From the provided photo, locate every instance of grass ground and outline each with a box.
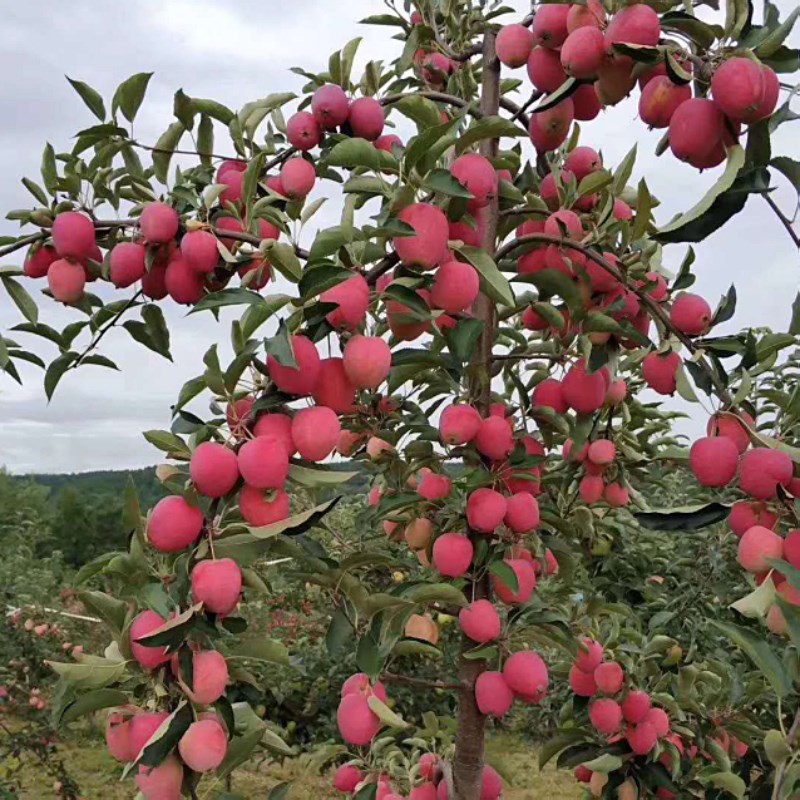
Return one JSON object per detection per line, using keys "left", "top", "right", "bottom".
{"left": 4, "top": 726, "right": 580, "bottom": 799}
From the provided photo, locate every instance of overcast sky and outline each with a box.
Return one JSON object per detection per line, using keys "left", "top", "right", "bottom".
{"left": 0, "top": 1, "right": 797, "bottom": 474}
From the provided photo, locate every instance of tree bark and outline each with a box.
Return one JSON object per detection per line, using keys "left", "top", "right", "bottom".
{"left": 452, "top": 29, "right": 501, "bottom": 800}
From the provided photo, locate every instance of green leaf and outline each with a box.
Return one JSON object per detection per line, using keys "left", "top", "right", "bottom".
{"left": 612, "top": 145, "right": 637, "bottom": 196}
{"left": 48, "top": 658, "right": 126, "bottom": 690}
{"left": 58, "top": 688, "right": 130, "bottom": 727}
{"left": 367, "top": 695, "right": 409, "bottom": 729}
{"left": 445, "top": 317, "right": 484, "bottom": 363}
{"left": 339, "top": 37, "right": 362, "bottom": 87}
{"left": 709, "top": 620, "right": 792, "bottom": 697}
{"left": 143, "top": 429, "right": 191, "bottom": 459}
{"left": 2, "top": 275, "right": 38, "bottom": 323}
{"left": 41, "top": 143, "right": 58, "bottom": 194}
{"left": 455, "top": 116, "right": 527, "bottom": 154}
{"left": 173, "top": 88, "right": 196, "bottom": 130}
{"left": 533, "top": 77, "right": 579, "bottom": 113}
{"left": 489, "top": 560, "right": 519, "bottom": 593}
{"left": 582, "top": 754, "right": 623, "bottom": 774}
{"left": 450, "top": 244, "right": 514, "bottom": 306}
{"left": 325, "top": 609, "right": 354, "bottom": 657}
{"left": 136, "top": 604, "right": 200, "bottom": 649}
{"left": 707, "top": 772, "right": 746, "bottom": 798}
{"left": 44, "top": 351, "right": 78, "bottom": 401}
{"left": 216, "top": 729, "right": 267, "bottom": 780}
{"left": 230, "top": 638, "right": 290, "bottom": 666}
{"left": 424, "top": 168, "right": 474, "bottom": 199}
{"left": 151, "top": 121, "right": 185, "bottom": 184}
{"left": 189, "top": 287, "right": 266, "bottom": 314}
{"left": 635, "top": 502, "right": 730, "bottom": 531}
{"left": 756, "top": 6, "right": 800, "bottom": 57}
{"left": 390, "top": 94, "right": 444, "bottom": 130}
{"left": 66, "top": 76, "right": 106, "bottom": 120}
{"left": 112, "top": 72, "right": 153, "bottom": 123}
{"left": 137, "top": 702, "right": 193, "bottom": 768}
{"left": 288, "top": 464, "right": 359, "bottom": 487}
{"left": 764, "top": 729, "right": 791, "bottom": 767}
{"left": 265, "top": 242, "right": 303, "bottom": 283}
{"left": 656, "top": 145, "right": 746, "bottom": 238}
{"left": 539, "top": 731, "right": 588, "bottom": 769}
{"left": 404, "top": 582, "right": 467, "bottom": 608}
{"left": 21, "top": 177, "right": 48, "bottom": 206}
{"left": 724, "top": 0, "right": 749, "bottom": 38}
{"left": 326, "top": 138, "right": 396, "bottom": 171}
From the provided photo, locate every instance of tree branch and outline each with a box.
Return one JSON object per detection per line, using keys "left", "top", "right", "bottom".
{"left": 764, "top": 193, "right": 800, "bottom": 249}
{"left": 496, "top": 233, "right": 737, "bottom": 407}
{"left": 0, "top": 232, "right": 48, "bottom": 259}
{"left": 381, "top": 671, "right": 461, "bottom": 691}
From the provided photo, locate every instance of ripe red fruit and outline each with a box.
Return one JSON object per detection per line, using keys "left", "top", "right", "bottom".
{"left": 337, "top": 693, "right": 381, "bottom": 745}
{"left": 503, "top": 651, "right": 549, "bottom": 699}
{"left": 628, "top": 721, "right": 658, "bottom": 755}
{"left": 418, "top": 472, "right": 452, "bottom": 501}
{"left": 738, "top": 525, "right": 784, "bottom": 573}
{"left": 594, "top": 661, "right": 624, "bottom": 694}
{"left": 492, "top": 558, "right": 537, "bottom": 604}
{"left": 348, "top": 97, "right": 385, "bottom": 140}
{"left": 575, "top": 637, "right": 604, "bottom": 672}
{"left": 561, "top": 27, "right": 605, "bottom": 79}
{"left": 529, "top": 99, "right": 574, "bottom": 151}
{"left": 621, "top": 690, "right": 651, "bottom": 724}
{"left": 711, "top": 57, "right": 767, "bottom": 123}
{"left": 728, "top": 501, "right": 777, "bottom": 538}
{"left": 219, "top": 170, "right": 244, "bottom": 206}
{"left": 312, "top": 84, "right": 349, "bottom": 130}
{"left": 645, "top": 707, "right": 670, "bottom": 738}
{"left": 440, "top": 403, "right": 482, "bottom": 445}
{"left": 140, "top": 202, "right": 179, "bottom": 244}
{"left": 481, "top": 765, "right": 503, "bottom": 800}
{"left": 52, "top": 212, "right": 96, "bottom": 261}
{"left": 334, "top": 764, "right": 362, "bottom": 793}
{"left": 580, "top": 474, "right": 604, "bottom": 504}
{"left": 107, "top": 242, "right": 145, "bottom": 288}
{"left": 527, "top": 46, "right": 567, "bottom": 93}
{"left": 569, "top": 664, "right": 597, "bottom": 696}
{"left": 504, "top": 493, "right": 540, "bottom": 534}
{"left": 130, "top": 611, "right": 170, "bottom": 670}
{"left": 106, "top": 710, "right": 136, "bottom": 762}
{"left": 165, "top": 256, "right": 204, "bottom": 304}
{"left": 312, "top": 358, "right": 356, "bottom": 414}
{"left": 430, "top": 261, "right": 480, "bottom": 313}
{"left": 532, "top": 378, "right": 568, "bottom": 414}
{"left": 690, "top": 436, "right": 739, "bottom": 487}
{"left": 280, "top": 158, "right": 316, "bottom": 199}
{"left": 671, "top": 293, "right": 712, "bottom": 336}
{"left": 176, "top": 649, "right": 228, "bottom": 705}
{"left": 532, "top": 4, "right": 570, "bottom": 48}
{"left": 239, "top": 485, "right": 290, "bottom": 526}
{"left": 267, "top": 334, "right": 321, "bottom": 395}
{"left": 594, "top": 58, "right": 637, "bottom": 106}
{"left": 147, "top": 495, "right": 204, "bottom": 552}
{"left": 451, "top": 154, "right": 498, "bottom": 208}
{"left": 341, "top": 673, "right": 388, "bottom": 702}
{"left": 669, "top": 98, "right": 727, "bottom": 168}
{"left": 24, "top": 244, "right": 57, "bottom": 278}
{"left": 590, "top": 698, "right": 623, "bottom": 734}
{"left": 432, "top": 533, "right": 474, "bottom": 578}
{"left": 475, "top": 671, "right": 514, "bottom": 717}
{"left": 181, "top": 230, "right": 219, "bottom": 274}
{"left": 639, "top": 76, "right": 691, "bottom": 128}
{"left": 410, "top": 783, "right": 437, "bottom": 800}
{"left": 237, "top": 436, "right": 289, "bottom": 489}
{"left": 739, "top": 448, "right": 794, "bottom": 499}
{"left": 179, "top": 718, "right": 227, "bottom": 772}
{"left": 292, "top": 406, "right": 341, "bottom": 461}
{"left": 564, "top": 146, "right": 602, "bottom": 181}
{"left": 604, "top": 482, "right": 629, "bottom": 508}
{"left": 136, "top": 755, "right": 183, "bottom": 798}
{"left": 393, "top": 203, "right": 449, "bottom": 268}
{"left": 567, "top": 0, "right": 605, "bottom": 31}
{"left": 784, "top": 530, "right": 800, "bottom": 569}
{"left": 459, "top": 599, "right": 501, "bottom": 642}
{"left": 375, "top": 134, "right": 403, "bottom": 152}
{"left": 343, "top": 335, "right": 392, "bottom": 389}
{"left": 286, "top": 111, "right": 322, "bottom": 150}
{"left": 587, "top": 439, "right": 616, "bottom": 467}
{"left": 755, "top": 64, "right": 780, "bottom": 119}
{"left": 642, "top": 351, "right": 681, "bottom": 395}
{"left": 574, "top": 765, "right": 592, "bottom": 783}
{"left": 47, "top": 259, "right": 86, "bottom": 304}
{"left": 497, "top": 24, "right": 534, "bottom": 68}
{"left": 563, "top": 359, "right": 606, "bottom": 414}
{"left": 191, "top": 558, "right": 243, "bottom": 615}
{"left": 467, "top": 488, "right": 508, "bottom": 533}
{"left": 190, "top": 442, "right": 239, "bottom": 497}
{"left": 475, "top": 416, "right": 514, "bottom": 461}
{"left": 606, "top": 4, "right": 661, "bottom": 47}
{"left": 707, "top": 411, "right": 754, "bottom": 454}
{"left": 573, "top": 84, "right": 602, "bottom": 120}
{"left": 322, "top": 273, "right": 370, "bottom": 330}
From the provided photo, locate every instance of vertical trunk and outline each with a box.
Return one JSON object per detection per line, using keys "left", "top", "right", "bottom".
{"left": 452, "top": 29, "right": 501, "bottom": 800}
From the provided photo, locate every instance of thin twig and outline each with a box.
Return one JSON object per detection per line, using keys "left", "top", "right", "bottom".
{"left": 764, "top": 194, "right": 800, "bottom": 249}
{"left": 381, "top": 671, "right": 461, "bottom": 690}
{"left": 496, "top": 233, "right": 737, "bottom": 406}
{"left": 0, "top": 232, "right": 47, "bottom": 259}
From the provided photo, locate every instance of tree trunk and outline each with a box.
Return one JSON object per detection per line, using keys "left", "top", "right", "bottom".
{"left": 452, "top": 28, "right": 501, "bottom": 800}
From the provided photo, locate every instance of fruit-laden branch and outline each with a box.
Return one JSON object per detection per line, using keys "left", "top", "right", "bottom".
{"left": 0, "top": 232, "right": 48, "bottom": 259}
{"left": 381, "top": 671, "right": 462, "bottom": 691}
{"left": 495, "top": 233, "right": 738, "bottom": 407}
